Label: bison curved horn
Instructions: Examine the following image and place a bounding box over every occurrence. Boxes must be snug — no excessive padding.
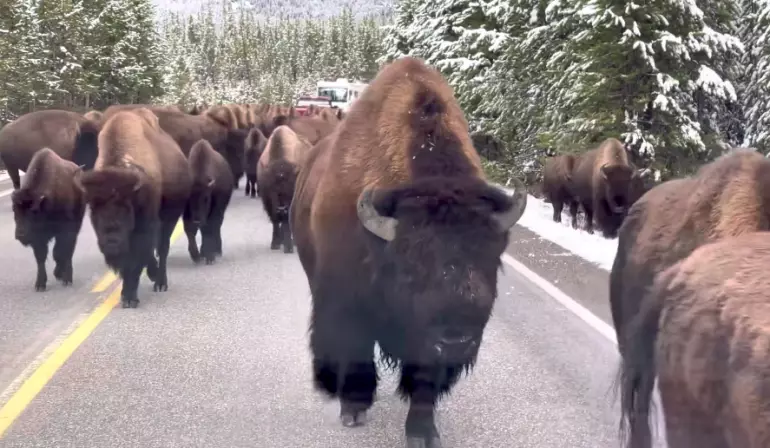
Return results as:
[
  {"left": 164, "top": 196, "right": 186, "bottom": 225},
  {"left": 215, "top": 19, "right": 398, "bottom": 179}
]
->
[
  {"left": 600, "top": 163, "right": 610, "bottom": 179},
  {"left": 357, "top": 188, "right": 397, "bottom": 241},
  {"left": 72, "top": 167, "right": 86, "bottom": 193},
  {"left": 133, "top": 174, "right": 144, "bottom": 192},
  {"left": 207, "top": 177, "right": 215, "bottom": 188},
  {"left": 490, "top": 177, "right": 528, "bottom": 231}
]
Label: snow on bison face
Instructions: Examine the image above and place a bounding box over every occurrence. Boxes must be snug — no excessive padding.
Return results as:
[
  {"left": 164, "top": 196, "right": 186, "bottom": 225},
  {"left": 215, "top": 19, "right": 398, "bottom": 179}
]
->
[{"left": 357, "top": 176, "right": 527, "bottom": 365}]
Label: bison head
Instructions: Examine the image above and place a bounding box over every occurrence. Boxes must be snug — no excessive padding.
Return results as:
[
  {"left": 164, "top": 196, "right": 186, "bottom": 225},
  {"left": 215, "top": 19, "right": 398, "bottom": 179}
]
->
[
  {"left": 262, "top": 160, "right": 299, "bottom": 220},
  {"left": 188, "top": 177, "right": 216, "bottom": 226},
  {"left": 599, "top": 163, "right": 635, "bottom": 215},
  {"left": 356, "top": 176, "right": 527, "bottom": 365},
  {"left": 11, "top": 189, "right": 50, "bottom": 246},
  {"left": 74, "top": 167, "right": 143, "bottom": 264}
]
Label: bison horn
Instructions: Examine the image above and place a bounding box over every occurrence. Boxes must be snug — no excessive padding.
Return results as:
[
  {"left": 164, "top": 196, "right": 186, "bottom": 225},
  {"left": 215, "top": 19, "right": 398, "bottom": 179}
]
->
[
  {"left": 357, "top": 188, "right": 397, "bottom": 241},
  {"left": 600, "top": 163, "right": 610, "bottom": 179},
  {"left": 133, "top": 175, "right": 144, "bottom": 192},
  {"left": 490, "top": 177, "right": 528, "bottom": 231},
  {"left": 207, "top": 177, "right": 215, "bottom": 188}
]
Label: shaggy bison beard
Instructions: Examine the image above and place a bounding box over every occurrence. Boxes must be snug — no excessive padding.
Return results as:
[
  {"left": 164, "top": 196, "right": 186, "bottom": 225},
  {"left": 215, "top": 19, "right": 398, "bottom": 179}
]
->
[
  {"left": 309, "top": 177, "right": 513, "bottom": 447},
  {"left": 260, "top": 160, "right": 298, "bottom": 253}
]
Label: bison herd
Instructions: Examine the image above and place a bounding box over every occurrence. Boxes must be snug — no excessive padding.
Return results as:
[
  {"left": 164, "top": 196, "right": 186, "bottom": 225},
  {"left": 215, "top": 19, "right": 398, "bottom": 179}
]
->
[{"left": 2, "top": 56, "right": 769, "bottom": 448}]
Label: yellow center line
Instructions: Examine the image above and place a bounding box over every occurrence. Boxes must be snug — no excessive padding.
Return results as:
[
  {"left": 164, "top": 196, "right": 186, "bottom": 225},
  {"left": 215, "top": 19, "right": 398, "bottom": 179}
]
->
[{"left": 0, "top": 220, "right": 185, "bottom": 439}]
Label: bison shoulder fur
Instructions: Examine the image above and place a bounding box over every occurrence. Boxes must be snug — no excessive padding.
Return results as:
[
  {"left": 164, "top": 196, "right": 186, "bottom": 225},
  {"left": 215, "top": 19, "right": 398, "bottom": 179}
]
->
[
  {"left": 11, "top": 148, "right": 87, "bottom": 291},
  {"left": 183, "top": 139, "right": 234, "bottom": 264},
  {"left": 289, "top": 56, "right": 528, "bottom": 448}
]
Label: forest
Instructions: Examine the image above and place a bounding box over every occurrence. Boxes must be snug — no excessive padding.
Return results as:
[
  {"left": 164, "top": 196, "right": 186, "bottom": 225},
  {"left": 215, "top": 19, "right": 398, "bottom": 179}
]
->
[{"left": 1, "top": 0, "right": 770, "bottom": 183}]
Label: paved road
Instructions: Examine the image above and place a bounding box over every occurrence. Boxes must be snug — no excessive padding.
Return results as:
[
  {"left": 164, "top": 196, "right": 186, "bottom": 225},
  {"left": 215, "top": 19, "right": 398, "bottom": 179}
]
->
[{"left": 0, "top": 188, "right": 665, "bottom": 448}]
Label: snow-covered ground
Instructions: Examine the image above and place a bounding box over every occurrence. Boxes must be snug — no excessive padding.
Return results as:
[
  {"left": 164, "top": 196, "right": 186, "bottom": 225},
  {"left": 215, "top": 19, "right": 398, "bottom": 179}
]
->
[
  {"left": 517, "top": 195, "right": 618, "bottom": 272},
  {"left": 0, "top": 170, "right": 7, "bottom": 182}
]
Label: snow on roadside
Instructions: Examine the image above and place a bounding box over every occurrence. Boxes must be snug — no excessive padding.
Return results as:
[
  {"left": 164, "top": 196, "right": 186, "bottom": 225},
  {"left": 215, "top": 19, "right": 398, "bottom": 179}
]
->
[
  {"left": 516, "top": 194, "right": 618, "bottom": 272},
  {"left": 0, "top": 169, "right": 7, "bottom": 182}
]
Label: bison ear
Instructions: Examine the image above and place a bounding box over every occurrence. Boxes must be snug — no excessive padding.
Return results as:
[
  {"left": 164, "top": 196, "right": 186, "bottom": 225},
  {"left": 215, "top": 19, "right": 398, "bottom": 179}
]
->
[
  {"left": 357, "top": 188, "right": 399, "bottom": 241},
  {"left": 72, "top": 167, "right": 86, "bottom": 194},
  {"left": 600, "top": 163, "right": 610, "bottom": 180}
]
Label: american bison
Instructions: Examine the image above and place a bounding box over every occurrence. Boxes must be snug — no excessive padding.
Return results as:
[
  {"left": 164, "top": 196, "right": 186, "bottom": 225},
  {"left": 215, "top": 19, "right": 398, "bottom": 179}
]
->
[
  {"left": 542, "top": 154, "right": 579, "bottom": 228},
  {"left": 0, "top": 110, "right": 100, "bottom": 189},
  {"left": 571, "top": 138, "right": 642, "bottom": 237},
  {"left": 620, "top": 232, "right": 770, "bottom": 448},
  {"left": 74, "top": 108, "right": 192, "bottom": 308},
  {"left": 610, "top": 149, "right": 770, "bottom": 445},
  {"left": 83, "top": 110, "right": 103, "bottom": 122},
  {"left": 184, "top": 139, "right": 234, "bottom": 264},
  {"left": 11, "top": 148, "right": 86, "bottom": 291},
  {"left": 257, "top": 125, "right": 311, "bottom": 253},
  {"left": 244, "top": 128, "right": 267, "bottom": 198},
  {"left": 290, "top": 57, "right": 527, "bottom": 448}
]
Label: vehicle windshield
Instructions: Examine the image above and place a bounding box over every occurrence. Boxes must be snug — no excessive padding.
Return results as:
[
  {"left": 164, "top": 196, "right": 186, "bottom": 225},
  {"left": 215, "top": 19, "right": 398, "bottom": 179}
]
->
[{"left": 317, "top": 87, "right": 348, "bottom": 102}]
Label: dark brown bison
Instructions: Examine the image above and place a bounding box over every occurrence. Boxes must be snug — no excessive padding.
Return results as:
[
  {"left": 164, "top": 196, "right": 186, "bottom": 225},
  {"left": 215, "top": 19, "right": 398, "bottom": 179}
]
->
[
  {"left": 542, "top": 154, "right": 579, "bottom": 228},
  {"left": 0, "top": 110, "right": 100, "bottom": 189},
  {"left": 257, "top": 125, "right": 311, "bottom": 253},
  {"left": 289, "top": 57, "right": 527, "bottom": 448},
  {"left": 244, "top": 128, "right": 268, "bottom": 198},
  {"left": 620, "top": 232, "right": 770, "bottom": 448},
  {"left": 571, "top": 138, "right": 642, "bottom": 237},
  {"left": 189, "top": 104, "right": 208, "bottom": 115},
  {"left": 74, "top": 108, "right": 192, "bottom": 308},
  {"left": 101, "top": 105, "right": 250, "bottom": 191},
  {"left": 610, "top": 149, "right": 770, "bottom": 445},
  {"left": 183, "top": 139, "right": 234, "bottom": 264},
  {"left": 11, "top": 147, "right": 86, "bottom": 291}
]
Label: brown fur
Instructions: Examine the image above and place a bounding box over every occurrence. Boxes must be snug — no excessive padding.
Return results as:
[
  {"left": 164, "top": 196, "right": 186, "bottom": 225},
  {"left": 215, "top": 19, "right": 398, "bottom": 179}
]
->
[
  {"left": 611, "top": 149, "right": 770, "bottom": 447},
  {"left": 257, "top": 125, "right": 311, "bottom": 252},
  {"left": 183, "top": 139, "right": 235, "bottom": 264},
  {"left": 11, "top": 148, "right": 86, "bottom": 291},
  {"left": 621, "top": 232, "right": 770, "bottom": 448},
  {"left": 83, "top": 110, "right": 103, "bottom": 122},
  {"left": 542, "top": 154, "right": 579, "bottom": 228},
  {"left": 75, "top": 108, "right": 192, "bottom": 308},
  {"left": 289, "top": 57, "right": 528, "bottom": 446},
  {"left": 284, "top": 116, "right": 339, "bottom": 145},
  {"left": 571, "top": 138, "right": 639, "bottom": 237},
  {"left": 244, "top": 128, "right": 268, "bottom": 198},
  {"left": 0, "top": 110, "right": 100, "bottom": 189}
]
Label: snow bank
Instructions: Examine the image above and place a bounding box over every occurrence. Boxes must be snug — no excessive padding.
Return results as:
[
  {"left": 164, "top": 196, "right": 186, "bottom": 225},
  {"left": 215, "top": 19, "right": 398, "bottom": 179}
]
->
[
  {"left": 0, "top": 170, "right": 7, "bottom": 182},
  {"left": 516, "top": 195, "right": 618, "bottom": 271}
]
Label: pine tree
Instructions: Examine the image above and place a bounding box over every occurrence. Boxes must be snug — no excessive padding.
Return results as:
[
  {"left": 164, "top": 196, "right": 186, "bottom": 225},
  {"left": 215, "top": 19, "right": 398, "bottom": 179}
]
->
[{"left": 739, "top": 0, "right": 770, "bottom": 153}]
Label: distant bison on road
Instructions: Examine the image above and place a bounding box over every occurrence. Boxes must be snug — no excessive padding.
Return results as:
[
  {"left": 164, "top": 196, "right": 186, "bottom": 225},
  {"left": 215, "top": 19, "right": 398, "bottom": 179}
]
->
[
  {"left": 291, "top": 57, "right": 527, "bottom": 448},
  {"left": 542, "top": 154, "right": 578, "bottom": 228},
  {"left": 0, "top": 110, "right": 100, "bottom": 189},
  {"left": 11, "top": 148, "right": 86, "bottom": 291}
]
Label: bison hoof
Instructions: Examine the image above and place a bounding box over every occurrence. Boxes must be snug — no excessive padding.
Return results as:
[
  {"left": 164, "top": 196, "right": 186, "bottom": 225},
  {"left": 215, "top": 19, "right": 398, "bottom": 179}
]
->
[
  {"left": 121, "top": 298, "right": 139, "bottom": 308},
  {"left": 153, "top": 281, "right": 168, "bottom": 292},
  {"left": 283, "top": 246, "right": 294, "bottom": 254},
  {"left": 189, "top": 249, "right": 201, "bottom": 264},
  {"left": 35, "top": 281, "right": 47, "bottom": 292},
  {"left": 571, "top": 221, "right": 578, "bottom": 229},
  {"left": 586, "top": 228, "right": 594, "bottom": 235},
  {"left": 250, "top": 192, "right": 256, "bottom": 199},
  {"left": 270, "top": 241, "right": 281, "bottom": 250},
  {"left": 54, "top": 264, "right": 73, "bottom": 285},
  {"left": 204, "top": 255, "right": 216, "bottom": 265},
  {"left": 405, "top": 435, "right": 443, "bottom": 448},
  {"left": 340, "top": 410, "right": 367, "bottom": 428}
]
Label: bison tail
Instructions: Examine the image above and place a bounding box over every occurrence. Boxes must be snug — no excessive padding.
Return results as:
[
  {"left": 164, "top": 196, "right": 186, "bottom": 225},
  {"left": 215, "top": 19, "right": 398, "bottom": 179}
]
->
[
  {"left": 617, "top": 291, "right": 662, "bottom": 448},
  {"left": 73, "top": 119, "right": 100, "bottom": 170}
]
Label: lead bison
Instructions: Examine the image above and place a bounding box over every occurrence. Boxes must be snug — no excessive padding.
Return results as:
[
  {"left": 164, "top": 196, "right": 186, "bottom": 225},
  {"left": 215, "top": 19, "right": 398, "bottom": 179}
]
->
[
  {"left": 621, "top": 232, "right": 770, "bottom": 448},
  {"left": 290, "top": 57, "right": 528, "bottom": 448},
  {"left": 570, "top": 138, "right": 643, "bottom": 237},
  {"left": 0, "top": 110, "right": 100, "bottom": 189},
  {"left": 74, "top": 108, "right": 192, "bottom": 308},
  {"left": 611, "top": 149, "right": 770, "bottom": 447},
  {"left": 11, "top": 148, "right": 86, "bottom": 291},
  {"left": 542, "top": 154, "right": 578, "bottom": 228}
]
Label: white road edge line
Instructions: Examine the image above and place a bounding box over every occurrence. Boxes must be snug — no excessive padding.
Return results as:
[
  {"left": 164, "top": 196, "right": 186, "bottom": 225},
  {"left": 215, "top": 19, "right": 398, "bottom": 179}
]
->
[
  {"left": 501, "top": 253, "right": 618, "bottom": 345},
  {"left": 0, "top": 189, "right": 12, "bottom": 198}
]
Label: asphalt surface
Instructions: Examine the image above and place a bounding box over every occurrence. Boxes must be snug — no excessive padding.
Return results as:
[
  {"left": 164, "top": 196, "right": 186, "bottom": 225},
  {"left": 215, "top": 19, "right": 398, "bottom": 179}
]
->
[{"left": 0, "top": 184, "right": 667, "bottom": 448}]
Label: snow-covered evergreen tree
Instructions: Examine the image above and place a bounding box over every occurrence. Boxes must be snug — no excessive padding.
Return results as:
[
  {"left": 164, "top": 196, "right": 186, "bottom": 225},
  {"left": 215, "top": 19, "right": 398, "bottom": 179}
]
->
[{"left": 739, "top": 0, "right": 770, "bottom": 153}]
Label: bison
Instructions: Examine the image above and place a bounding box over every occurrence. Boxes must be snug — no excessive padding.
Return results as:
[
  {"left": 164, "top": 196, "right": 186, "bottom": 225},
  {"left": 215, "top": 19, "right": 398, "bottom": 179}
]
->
[
  {"left": 244, "top": 128, "right": 268, "bottom": 198},
  {"left": 610, "top": 149, "right": 770, "bottom": 446},
  {"left": 290, "top": 57, "right": 527, "bottom": 448},
  {"left": 0, "top": 110, "right": 100, "bottom": 189},
  {"left": 11, "top": 147, "right": 87, "bottom": 291},
  {"left": 620, "top": 232, "right": 770, "bottom": 448},
  {"left": 542, "top": 154, "right": 579, "bottom": 228},
  {"left": 257, "top": 125, "right": 311, "bottom": 253},
  {"left": 571, "top": 138, "right": 643, "bottom": 237},
  {"left": 184, "top": 139, "right": 234, "bottom": 264},
  {"left": 74, "top": 108, "right": 192, "bottom": 308}
]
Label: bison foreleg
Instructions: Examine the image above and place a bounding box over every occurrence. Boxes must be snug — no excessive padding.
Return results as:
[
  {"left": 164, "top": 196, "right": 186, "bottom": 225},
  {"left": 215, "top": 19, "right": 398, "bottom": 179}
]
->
[
  {"left": 310, "top": 306, "right": 378, "bottom": 428},
  {"left": 32, "top": 241, "right": 48, "bottom": 292},
  {"left": 569, "top": 201, "right": 579, "bottom": 229},
  {"left": 280, "top": 220, "right": 293, "bottom": 254},
  {"left": 551, "top": 200, "right": 563, "bottom": 223},
  {"left": 270, "top": 221, "right": 282, "bottom": 250},
  {"left": 582, "top": 201, "right": 594, "bottom": 234},
  {"left": 183, "top": 218, "right": 201, "bottom": 264},
  {"left": 199, "top": 224, "right": 217, "bottom": 265},
  {"left": 52, "top": 229, "right": 78, "bottom": 286},
  {"left": 399, "top": 364, "right": 463, "bottom": 448},
  {"left": 153, "top": 219, "right": 176, "bottom": 292}
]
